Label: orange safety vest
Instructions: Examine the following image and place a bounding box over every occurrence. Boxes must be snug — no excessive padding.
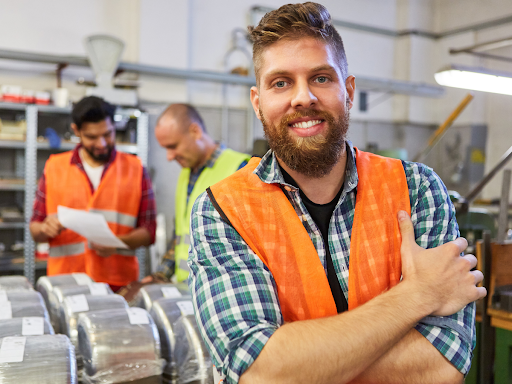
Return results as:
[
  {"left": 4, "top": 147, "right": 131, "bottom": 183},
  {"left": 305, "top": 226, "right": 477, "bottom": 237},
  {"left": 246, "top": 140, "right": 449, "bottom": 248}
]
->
[
  {"left": 208, "top": 148, "right": 411, "bottom": 322},
  {"left": 45, "top": 150, "right": 143, "bottom": 286}
]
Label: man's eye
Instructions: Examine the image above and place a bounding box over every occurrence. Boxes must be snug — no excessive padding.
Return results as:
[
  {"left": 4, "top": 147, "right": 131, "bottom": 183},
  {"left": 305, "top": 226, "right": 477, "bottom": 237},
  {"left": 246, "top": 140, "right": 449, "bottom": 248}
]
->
[
  {"left": 316, "top": 76, "right": 328, "bottom": 83},
  {"left": 275, "top": 81, "right": 287, "bottom": 88}
]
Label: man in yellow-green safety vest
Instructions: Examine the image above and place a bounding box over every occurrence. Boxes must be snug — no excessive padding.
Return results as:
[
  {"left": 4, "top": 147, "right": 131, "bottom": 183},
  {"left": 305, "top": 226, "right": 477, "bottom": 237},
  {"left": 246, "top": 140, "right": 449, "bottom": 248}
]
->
[{"left": 143, "top": 104, "right": 250, "bottom": 282}]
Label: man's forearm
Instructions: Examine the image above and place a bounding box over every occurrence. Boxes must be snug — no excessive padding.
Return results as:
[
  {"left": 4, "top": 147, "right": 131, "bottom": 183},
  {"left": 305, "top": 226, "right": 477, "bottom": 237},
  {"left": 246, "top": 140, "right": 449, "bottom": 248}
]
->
[
  {"left": 350, "top": 329, "right": 463, "bottom": 384},
  {"left": 119, "top": 227, "right": 152, "bottom": 249},
  {"left": 240, "top": 281, "right": 434, "bottom": 384}
]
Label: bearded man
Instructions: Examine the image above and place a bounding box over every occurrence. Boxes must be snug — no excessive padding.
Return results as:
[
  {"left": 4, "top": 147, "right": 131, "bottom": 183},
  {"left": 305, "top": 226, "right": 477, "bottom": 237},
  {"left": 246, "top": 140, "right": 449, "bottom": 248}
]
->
[
  {"left": 187, "top": 3, "right": 485, "bottom": 384},
  {"left": 30, "top": 96, "right": 156, "bottom": 291}
]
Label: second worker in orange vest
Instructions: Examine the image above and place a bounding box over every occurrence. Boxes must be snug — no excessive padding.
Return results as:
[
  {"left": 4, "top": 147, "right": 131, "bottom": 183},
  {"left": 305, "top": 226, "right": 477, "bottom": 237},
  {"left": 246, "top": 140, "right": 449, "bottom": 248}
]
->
[
  {"left": 29, "top": 96, "right": 156, "bottom": 290},
  {"left": 187, "top": 3, "right": 486, "bottom": 384}
]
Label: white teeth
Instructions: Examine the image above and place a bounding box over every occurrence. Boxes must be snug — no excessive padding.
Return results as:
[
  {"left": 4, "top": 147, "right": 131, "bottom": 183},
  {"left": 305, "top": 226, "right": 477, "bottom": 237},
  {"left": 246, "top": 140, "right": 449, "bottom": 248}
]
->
[{"left": 292, "top": 120, "right": 321, "bottom": 128}]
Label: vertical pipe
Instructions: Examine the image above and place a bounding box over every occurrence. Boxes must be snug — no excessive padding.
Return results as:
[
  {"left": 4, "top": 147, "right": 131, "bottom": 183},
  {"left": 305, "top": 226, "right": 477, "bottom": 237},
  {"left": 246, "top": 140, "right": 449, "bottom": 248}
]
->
[
  {"left": 221, "top": 84, "right": 229, "bottom": 145},
  {"left": 479, "top": 230, "right": 494, "bottom": 384},
  {"left": 24, "top": 106, "right": 38, "bottom": 284},
  {"left": 136, "top": 112, "right": 150, "bottom": 279},
  {"left": 497, "top": 169, "right": 511, "bottom": 242}
]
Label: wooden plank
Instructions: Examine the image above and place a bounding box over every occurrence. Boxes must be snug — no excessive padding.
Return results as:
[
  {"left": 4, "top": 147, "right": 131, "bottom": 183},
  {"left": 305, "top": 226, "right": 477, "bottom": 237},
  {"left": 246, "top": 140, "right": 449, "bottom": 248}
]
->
[{"left": 491, "top": 316, "right": 512, "bottom": 332}]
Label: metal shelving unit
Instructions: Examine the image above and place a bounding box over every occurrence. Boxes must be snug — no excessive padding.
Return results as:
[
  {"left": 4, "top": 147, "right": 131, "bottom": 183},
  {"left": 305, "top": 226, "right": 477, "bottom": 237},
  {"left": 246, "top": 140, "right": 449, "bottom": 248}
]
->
[{"left": 0, "top": 103, "right": 149, "bottom": 283}]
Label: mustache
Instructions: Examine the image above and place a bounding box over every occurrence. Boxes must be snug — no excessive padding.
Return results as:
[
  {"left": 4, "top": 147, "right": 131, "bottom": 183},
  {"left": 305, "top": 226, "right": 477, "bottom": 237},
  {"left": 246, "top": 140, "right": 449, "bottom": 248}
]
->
[{"left": 278, "top": 109, "right": 334, "bottom": 127}]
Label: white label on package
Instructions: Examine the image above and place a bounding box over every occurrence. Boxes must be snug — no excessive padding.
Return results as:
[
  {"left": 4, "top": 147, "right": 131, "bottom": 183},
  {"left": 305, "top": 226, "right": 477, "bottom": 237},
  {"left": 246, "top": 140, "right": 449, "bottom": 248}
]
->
[
  {"left": 22, "top": 317, "right": 44, "bottom": 336},
  {"left": 66, "top": 294, "right": 89, "bottom": 313},
  {"left": 88, "top": 283, "right": 108, "bottom": 296},
  {"left": 72, "top": 273, "right": 90, "bottom": 286},
  {"left": 0, "top": 337, "right": 26, "bottom": 363},
  {"left": 161, "top": 287, "right": 182, "bottom": 298},
  {"left": 0, "top": 301, "right": 12, "bottom": 320},
  {"left": 127, "top": 308, "right": 149, "bottom": 325},
  {"left": 0, "top": 291, "right": 7, "bottom": 302},
  {"left": 177, "top": 300, "right": 195, "bottom": 316}
]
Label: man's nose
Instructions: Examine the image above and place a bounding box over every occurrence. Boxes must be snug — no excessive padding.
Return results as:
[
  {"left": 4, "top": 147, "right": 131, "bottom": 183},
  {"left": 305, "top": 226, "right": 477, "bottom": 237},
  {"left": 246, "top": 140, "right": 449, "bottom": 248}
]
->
[
  {"left": 291, "top": 80, "right": 318, "bottom": 109},
  {"left": 166, "top": 149, "right": 176, "bottom": 162},
  {"left": 96, "top": 136, "right": 107, "bottom": 148}
]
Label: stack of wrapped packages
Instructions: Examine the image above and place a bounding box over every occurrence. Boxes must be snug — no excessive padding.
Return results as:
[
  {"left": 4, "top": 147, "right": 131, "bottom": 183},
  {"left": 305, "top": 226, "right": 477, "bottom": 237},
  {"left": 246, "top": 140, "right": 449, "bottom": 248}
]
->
[
  {"left": 2, "top": 275, "right": 214, "bottom": 384},
  {"left": 0, "top": 275, "right": 77, "bottom": 384},
  {"left": 144, "top": 285, "right": 213, "bottom": 384}
]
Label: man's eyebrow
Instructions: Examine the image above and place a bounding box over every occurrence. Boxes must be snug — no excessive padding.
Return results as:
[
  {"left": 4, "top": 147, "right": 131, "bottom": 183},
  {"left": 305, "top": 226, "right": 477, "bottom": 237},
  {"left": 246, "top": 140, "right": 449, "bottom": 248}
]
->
[
  {"left": 264, "top": 65, "right": 338, "bottom": 80},
  {"left": 311, "top": 65, "right": 337, "bottom": 73}
]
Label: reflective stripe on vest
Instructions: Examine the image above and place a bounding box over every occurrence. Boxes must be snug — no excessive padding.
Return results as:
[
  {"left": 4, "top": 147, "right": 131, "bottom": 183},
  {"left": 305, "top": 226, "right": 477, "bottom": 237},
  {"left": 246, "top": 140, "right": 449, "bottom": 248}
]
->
[
  {"left": 208, "top": 148, "right": 411, "bottom": 322},
  {"left": 179, "top": 258, "right": 190, "bottom": 273},
  {"left": 49, "top": 242, "right": 85, "bottom": 258},
  {"left": 89, "top": 209, "right": 137, "bottom": 228},
  {"left": 176, "top": 234, "right": 191, "bottom": 246},
  {"left": 174, "top": 149, "right": 250, "bottom": 282}
]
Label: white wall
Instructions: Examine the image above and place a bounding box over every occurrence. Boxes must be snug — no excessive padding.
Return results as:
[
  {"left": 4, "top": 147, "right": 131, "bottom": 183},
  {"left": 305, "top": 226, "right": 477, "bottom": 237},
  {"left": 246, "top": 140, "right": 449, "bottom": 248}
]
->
[{"left": 2, "top": 0, "right": 512, "bottom": 233}]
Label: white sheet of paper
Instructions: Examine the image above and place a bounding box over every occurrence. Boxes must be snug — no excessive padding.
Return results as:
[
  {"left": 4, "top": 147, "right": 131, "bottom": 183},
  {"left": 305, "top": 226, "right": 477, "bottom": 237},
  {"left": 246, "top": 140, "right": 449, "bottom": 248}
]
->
[
  {"left": 57, "top": 206, "right": 128, "bottom": 249},
  {"left": 0, "top": 337, "right": 26, "bottom": 363}
]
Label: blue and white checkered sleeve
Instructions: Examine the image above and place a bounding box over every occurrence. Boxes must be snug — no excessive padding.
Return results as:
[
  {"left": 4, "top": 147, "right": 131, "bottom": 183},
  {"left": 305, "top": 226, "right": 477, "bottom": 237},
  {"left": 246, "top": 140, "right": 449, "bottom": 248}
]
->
[
  {"left": 187, "top": 191, "right": 283, "bottom": 384},
  {"left": 405, "top": 161, "right": 476, "bottom": 375}
]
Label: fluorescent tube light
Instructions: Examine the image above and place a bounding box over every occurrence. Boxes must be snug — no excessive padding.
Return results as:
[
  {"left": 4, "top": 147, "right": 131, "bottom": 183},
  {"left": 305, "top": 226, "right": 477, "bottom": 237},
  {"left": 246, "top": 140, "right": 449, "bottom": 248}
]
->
[{"left": 435, "top": 65, "right": 512, "bottom": 96}]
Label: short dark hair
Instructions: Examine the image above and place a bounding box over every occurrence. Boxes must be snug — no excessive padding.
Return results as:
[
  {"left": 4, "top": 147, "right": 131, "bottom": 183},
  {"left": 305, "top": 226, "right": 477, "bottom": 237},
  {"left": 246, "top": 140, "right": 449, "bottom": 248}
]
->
[
  {"left": 248, "top": 2, "right": 348, "bottom": 86},
  {"left": 159, "top": 103, "right": 207, "bottom": 132},
  {"left": 71, "top": 96, "right": 116, "bottom": 129}
]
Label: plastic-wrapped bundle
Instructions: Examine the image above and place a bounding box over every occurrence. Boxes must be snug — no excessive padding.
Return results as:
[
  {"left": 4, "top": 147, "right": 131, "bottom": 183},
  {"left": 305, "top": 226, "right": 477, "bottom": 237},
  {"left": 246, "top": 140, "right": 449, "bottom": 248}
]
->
[
  {"left": 0, "top": 317, "right": 54, "bottom": 338},
  {"left": 150, "top": 297, "right": 192, "bottom": 383},
  {"left": 36, "top": 273, "right": 93, "bottom": 312},
  {"left": 60, "top": 294, "right": 128, "bottom": 380},
  {"left": 136, "top": 283, "right": 190, "bottom": 311},
  {"left": 49, "top": 283, "right": 113, "bottom": 333},
  {"left": 78, "top": 307, "right": 165, "bottom": 384},
  {"left": 2, "top": 290, "right": 46, "bottom": 306},
  {"left": 0, "top": 275, "right": 33, "bottom": 291},
  {"left": 0, "top": 334, "right": 77, "bottom": 383},
  {"left": 174, "top": 315, "right": 213, "bottom": 384},
  {"left": 60, "top": 294, "right": 128, "bottom": 352},
  {"left": 2, "top": 292, "right": 50, "bottom": 321}
]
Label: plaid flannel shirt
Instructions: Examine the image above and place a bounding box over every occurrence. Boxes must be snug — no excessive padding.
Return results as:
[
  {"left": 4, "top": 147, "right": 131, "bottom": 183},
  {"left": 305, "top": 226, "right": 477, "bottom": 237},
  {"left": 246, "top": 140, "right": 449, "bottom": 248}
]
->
[{"left": 188, "top": 141, "right": 475, "bottom": 384}]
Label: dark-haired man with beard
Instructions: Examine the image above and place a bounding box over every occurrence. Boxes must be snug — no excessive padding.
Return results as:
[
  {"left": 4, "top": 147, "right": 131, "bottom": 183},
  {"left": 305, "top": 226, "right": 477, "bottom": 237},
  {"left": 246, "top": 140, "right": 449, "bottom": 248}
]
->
[
  {"left": 30, "top": 96, "right": 156, "bottom": 291},
  {"left": 187, "top": 3, "right": 485, "bottom": 384}
]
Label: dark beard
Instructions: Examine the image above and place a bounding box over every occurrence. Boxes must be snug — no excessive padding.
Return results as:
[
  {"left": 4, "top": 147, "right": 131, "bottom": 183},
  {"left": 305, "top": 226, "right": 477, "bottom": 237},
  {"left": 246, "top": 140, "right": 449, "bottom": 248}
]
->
[
  {"left": 260, "top": 107, "right": 349, "bottom": 178},
  {"left": 82, "top": 145, "right": 113, "bottom": 162}
]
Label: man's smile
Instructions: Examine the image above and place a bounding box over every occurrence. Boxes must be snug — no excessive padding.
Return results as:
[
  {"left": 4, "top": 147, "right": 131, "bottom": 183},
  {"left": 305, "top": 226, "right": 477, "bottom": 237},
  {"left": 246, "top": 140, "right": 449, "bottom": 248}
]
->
[{"left": 288, "top": 117, "right": 326, "bottom": 137}]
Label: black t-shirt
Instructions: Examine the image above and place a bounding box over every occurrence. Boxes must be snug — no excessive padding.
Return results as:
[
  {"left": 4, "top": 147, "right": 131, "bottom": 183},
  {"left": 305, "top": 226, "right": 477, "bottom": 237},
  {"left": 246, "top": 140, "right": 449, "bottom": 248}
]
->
[{"left": 280, "top": 167, "right": 348, "bottom": 313}]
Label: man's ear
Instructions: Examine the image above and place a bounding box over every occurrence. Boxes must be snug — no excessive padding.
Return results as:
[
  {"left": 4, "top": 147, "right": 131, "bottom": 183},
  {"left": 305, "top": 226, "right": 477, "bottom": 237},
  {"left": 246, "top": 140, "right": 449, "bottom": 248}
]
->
[
  {"left": 71, "top": 123, "right": 81, "bottom": 138},
  {"left": 250, "top": 86, "right": 262, "bottom": 121},
  {"left": 345, "top": 75, "right": 356, "bottom": 110},
  {"left": 189, "top": 123, "right": 203, "bottom": 140}
]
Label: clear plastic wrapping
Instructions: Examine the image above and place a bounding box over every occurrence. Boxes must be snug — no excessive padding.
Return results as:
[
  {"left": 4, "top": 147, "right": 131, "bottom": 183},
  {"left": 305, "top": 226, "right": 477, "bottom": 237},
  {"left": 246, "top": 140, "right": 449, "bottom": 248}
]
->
[
  {"left": 0, "top": 317, "right": 54, "bottom": 338},
  {"left": 0, "top": 275, "right": 33, "bottom": 291},
  {"left": 0, "top": 334, "right": 77, "bottom": 383},
  {"left": 36, "top": 273, "right": 94, "bottom": 312},
  {"left": 78, "top": 308, "right": 164, "bottom": 383},
  {"left": 173, "top": 315, "right": 213, "bottom": 384},
  {"left": 136, "top": 283, "right": 190, "bottom": 311},
  {"left": 150, "top": 296, "right": 192, "bottom": 383},
  {"left": 60, "top": 294, "right": 128, "bottom": 352},
  {"left": 4, "top": 293, "right": 50, "bottom": 321},
  {"left": 49, "top": 283, "right": 113, "bottom": 333}
]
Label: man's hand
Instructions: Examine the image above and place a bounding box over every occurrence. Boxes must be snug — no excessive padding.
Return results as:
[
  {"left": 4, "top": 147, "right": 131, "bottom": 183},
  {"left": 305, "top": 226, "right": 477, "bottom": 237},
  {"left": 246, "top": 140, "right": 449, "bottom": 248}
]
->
[
  {"left": 39, "top": 214, "right": 64, "bottom": 239},
  {"left": 89, "top": 243, "right": 117, "bottom": 257},
  {"left": 398, "top": 210, "right": 486, "bottom": 316}
]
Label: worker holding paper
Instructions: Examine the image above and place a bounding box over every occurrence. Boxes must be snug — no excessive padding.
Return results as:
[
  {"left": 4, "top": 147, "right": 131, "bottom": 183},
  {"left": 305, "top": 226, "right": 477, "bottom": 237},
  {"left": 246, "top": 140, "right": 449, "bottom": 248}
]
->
[{"left": 29, "top": 96, "right": 156, "bottom": 291}]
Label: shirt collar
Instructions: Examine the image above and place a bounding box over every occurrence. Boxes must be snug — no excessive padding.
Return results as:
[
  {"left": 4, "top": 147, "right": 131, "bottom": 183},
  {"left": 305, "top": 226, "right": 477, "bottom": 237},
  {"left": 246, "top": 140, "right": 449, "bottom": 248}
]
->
[{"left": 254, "top": 140, "right": 359, "bottom": 194}]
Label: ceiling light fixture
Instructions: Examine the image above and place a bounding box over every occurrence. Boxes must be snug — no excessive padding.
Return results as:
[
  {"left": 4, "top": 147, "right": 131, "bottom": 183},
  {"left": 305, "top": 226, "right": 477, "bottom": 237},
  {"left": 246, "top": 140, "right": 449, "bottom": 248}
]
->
[{"left": 435, "top": 65, "right": 512, "bottom": 96}]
